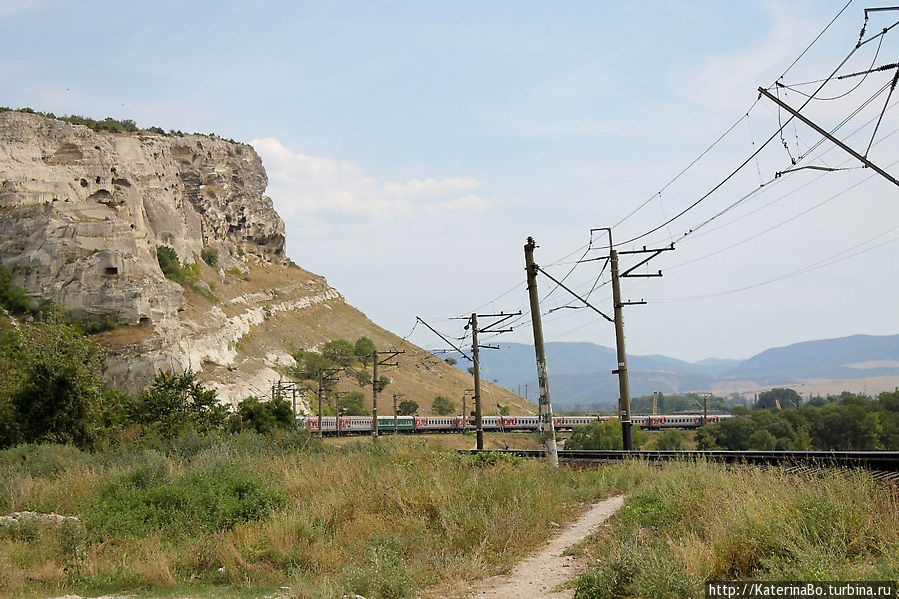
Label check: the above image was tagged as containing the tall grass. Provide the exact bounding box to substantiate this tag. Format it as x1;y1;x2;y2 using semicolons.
0;435;623;598
574;460;899;599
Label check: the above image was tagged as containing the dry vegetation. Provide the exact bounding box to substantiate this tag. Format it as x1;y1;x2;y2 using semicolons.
572;461;899;598
0;435;621;598
2;435;896;599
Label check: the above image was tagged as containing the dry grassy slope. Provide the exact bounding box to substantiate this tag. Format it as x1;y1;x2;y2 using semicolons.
107;257;535;416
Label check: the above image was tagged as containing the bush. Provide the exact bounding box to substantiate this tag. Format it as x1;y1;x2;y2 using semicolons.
397;400;418;416
200;245;218;267
126;371;226;439
567;420;648;450
654;429;685;450
432;395;455;415
230;396;296;434
87;461;285;537
2;310;106;449
156;245;182;281
0;264;30;315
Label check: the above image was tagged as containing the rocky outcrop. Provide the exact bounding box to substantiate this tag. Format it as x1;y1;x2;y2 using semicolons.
0;111;286;326
0;111;305;401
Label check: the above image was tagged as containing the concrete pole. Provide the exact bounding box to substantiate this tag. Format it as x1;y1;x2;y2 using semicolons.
372;350;379;439
610;249;633;450
472;313;483;450
317;373;323;439
524;236;558;467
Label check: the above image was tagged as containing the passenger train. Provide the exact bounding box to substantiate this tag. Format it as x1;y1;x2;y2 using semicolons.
297;413;731;434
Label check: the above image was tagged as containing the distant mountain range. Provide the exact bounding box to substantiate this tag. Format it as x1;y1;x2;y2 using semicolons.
440;334;899;411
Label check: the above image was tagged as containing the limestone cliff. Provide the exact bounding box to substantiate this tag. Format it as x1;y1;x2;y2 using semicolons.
0;110;531;413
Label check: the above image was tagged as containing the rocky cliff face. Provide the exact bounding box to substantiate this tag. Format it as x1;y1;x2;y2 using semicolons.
0;111;307;400
0;111;285;327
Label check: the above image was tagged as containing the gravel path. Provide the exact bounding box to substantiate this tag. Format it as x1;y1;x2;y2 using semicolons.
463;495;625;599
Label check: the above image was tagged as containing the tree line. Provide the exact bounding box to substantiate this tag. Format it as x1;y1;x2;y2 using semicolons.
697;392;899;450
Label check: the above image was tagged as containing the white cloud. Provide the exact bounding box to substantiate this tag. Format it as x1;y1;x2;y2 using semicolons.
383;177;479;198
676;4;820;112
251;137;496;224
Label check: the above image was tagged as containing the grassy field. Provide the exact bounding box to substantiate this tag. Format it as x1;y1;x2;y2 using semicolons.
571;461;899;598
1;435;896;599
0;433;624;599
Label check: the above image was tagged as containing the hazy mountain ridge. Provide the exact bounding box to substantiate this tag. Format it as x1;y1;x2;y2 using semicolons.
441;333;899;410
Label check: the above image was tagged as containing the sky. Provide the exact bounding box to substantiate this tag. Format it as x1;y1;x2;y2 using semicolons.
3;0;898;362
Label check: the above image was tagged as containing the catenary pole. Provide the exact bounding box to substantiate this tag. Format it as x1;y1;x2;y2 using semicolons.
610;248;634;450
471;313;483;450
524;236;559;467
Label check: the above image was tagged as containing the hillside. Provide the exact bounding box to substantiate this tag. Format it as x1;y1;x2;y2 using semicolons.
0;110;529;415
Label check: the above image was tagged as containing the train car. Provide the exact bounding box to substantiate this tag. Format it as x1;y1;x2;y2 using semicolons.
297;412;735;435
413;416;462;432
641;414;730;430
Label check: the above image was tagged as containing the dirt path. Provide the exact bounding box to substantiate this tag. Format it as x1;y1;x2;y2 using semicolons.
462;495;625;599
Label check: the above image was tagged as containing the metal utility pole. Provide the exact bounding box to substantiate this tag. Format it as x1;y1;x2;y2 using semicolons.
468;311;520;450
759;86;899;187
524;236;558;467
653;391;659;416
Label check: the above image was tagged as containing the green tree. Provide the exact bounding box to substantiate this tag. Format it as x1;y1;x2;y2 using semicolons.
444;357;457;366
130;371;226;438
5;310;106;448
354;337;376;366
397;400;419;415
747;429;777;450
654;429;685;450
322;339;355;367
290;349;339;391
231;396;295;434
567;420;648;450
432;395;455;415
756;388;802;410
497;404;511;416
374;375;391;393
339;390;367;415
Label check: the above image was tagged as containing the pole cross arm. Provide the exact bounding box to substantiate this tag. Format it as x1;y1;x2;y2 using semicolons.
619;246;675;278
535;264;614;323
758;86;899;187
376;349;405;367
477;311;522;333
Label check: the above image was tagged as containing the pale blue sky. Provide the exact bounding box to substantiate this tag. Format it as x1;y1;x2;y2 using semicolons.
4;1;898;361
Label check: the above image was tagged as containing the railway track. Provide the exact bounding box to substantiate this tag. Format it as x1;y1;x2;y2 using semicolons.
463;449;899;480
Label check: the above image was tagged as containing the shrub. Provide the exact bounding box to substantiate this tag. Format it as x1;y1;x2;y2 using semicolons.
87;461;285;537
567;419;648;450
200;245;218;267
156;245;182;281
0;264;31;314
397;400;418;416
432;395;454;415
126;371;226;439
